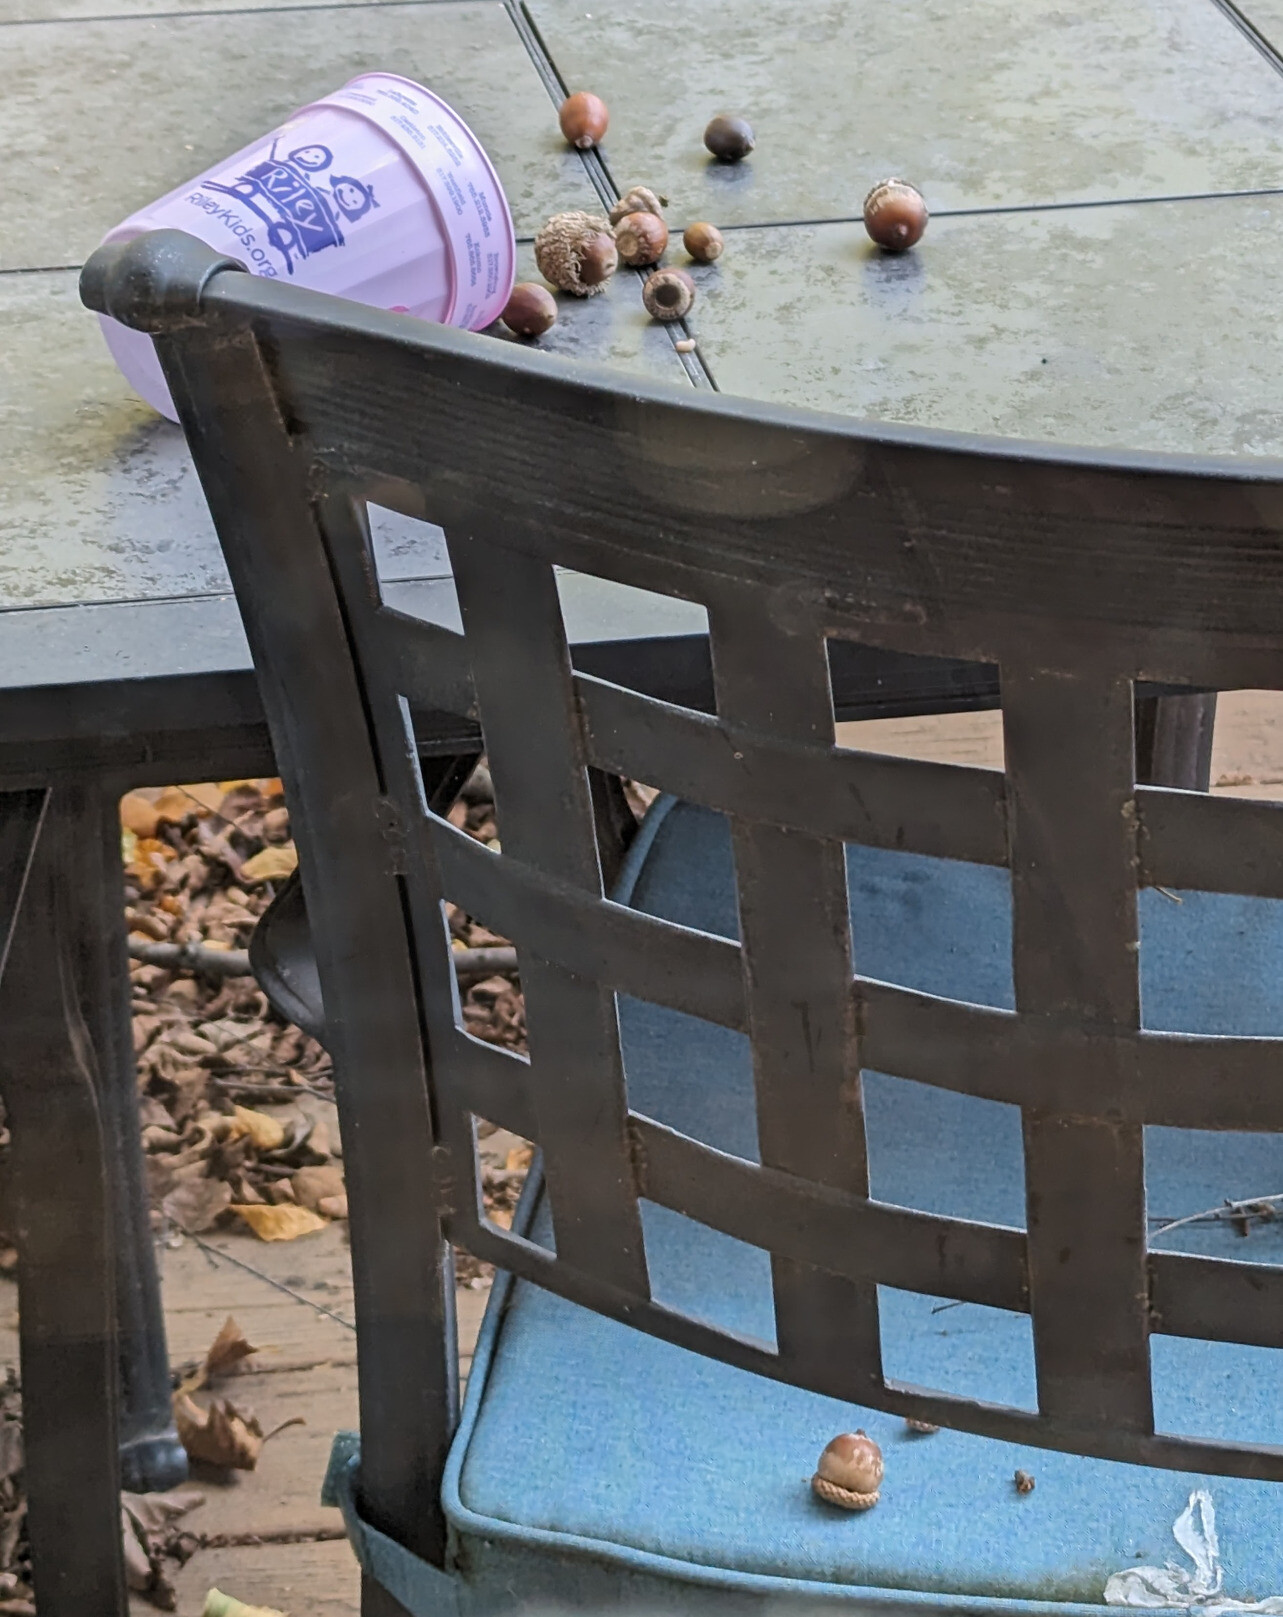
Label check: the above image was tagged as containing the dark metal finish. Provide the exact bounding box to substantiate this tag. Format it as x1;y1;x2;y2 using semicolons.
68;783;187;1493
0;788;129;1611
83;228;1283;1583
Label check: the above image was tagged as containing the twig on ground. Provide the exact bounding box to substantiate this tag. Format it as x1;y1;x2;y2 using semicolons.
208;1077;332;1102
130;937;517;985
128;939;252;977
179;1526;348;1550
184;1232;356;1333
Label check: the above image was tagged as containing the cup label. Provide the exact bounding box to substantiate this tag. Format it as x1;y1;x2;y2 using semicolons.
191;137;378;278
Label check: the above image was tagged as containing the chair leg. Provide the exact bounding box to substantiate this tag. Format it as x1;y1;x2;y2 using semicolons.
0;788;128;1614
1135;691;1218;790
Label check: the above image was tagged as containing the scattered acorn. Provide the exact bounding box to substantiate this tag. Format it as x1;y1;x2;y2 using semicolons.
704;114;755;162
812;1430;883;1511
500;282;557;337
534;211;618;296
614;210;668;266
559;91;609;149
863;178;928;252
1014;1469;1036;1495
683;221;724;263
642;266;695;322
609;185;667;225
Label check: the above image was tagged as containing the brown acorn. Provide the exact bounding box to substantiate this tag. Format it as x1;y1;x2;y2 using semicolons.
683;222;724;264
863;179;928;252
812;1430;883;1511
559;91;609;149
704;114;755;162
500;283;557;337
534;212;618;296
642;267;695;322
614;211;669;266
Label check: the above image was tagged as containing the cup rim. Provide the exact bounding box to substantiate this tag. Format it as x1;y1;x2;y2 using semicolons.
305;71;517;329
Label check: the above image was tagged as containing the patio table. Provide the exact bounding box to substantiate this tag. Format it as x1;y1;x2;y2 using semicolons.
3;0;1282;1488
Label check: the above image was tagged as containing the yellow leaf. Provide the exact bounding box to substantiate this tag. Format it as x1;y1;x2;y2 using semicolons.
230;1106;287;1152
230;1203;327;1241
239;844;299;884
203;1591;287;1617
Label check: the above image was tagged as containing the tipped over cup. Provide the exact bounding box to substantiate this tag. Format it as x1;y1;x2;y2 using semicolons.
96;72;517;421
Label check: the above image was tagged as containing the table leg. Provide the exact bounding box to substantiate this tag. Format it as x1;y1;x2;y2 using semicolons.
67;782;187;1491
1134;692;1218;790
0;788;129;1612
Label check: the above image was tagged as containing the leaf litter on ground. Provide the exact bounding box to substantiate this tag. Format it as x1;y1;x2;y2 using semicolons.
0;764;644;1599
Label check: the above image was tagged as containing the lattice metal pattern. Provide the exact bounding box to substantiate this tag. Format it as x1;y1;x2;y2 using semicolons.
336;521;1283;1481
97;238;1283;1494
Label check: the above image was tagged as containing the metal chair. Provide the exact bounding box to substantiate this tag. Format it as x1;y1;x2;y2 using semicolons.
84;229;1283;1617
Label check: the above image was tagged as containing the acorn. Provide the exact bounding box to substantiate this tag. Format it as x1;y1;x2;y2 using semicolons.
811;1430;883;1511
1014;1469;1036;1495
500;282;557;337
704;115;755;162
609;186;667;225
534;212;618;296
614;211;668;266
863;178;928;252
642;266;695;322
559;91;609;149
683;222;724;263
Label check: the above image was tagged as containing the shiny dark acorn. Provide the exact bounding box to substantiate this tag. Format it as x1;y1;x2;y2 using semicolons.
704;115;755;162
863;178;928;251
500;283;558;337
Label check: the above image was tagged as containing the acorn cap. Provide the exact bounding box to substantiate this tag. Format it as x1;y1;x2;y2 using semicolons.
534;211;618;297
609;186;668;224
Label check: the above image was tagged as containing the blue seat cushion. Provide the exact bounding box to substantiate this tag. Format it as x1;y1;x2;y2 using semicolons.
444;798;1283;1611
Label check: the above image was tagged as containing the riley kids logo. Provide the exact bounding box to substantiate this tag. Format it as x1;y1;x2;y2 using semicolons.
203;140;378;275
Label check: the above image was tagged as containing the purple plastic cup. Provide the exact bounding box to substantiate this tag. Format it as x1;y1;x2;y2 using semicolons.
97;72;516;420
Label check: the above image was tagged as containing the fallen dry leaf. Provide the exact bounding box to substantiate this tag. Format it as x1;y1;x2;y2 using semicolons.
288;1164;344;1212
203;1589;286;1617
179;1317;260;1395
238;844;298;884
120;793;161;839
316;1193;348;1220
153;786;199;825
173;1393;263;1470
230;1106;287;1153
162;1177;232;1234
204;1316;259;1381
230;1203;326;1242
122;1487;205;1606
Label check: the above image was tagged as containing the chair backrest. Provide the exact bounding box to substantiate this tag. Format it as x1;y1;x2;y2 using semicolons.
84;232;1283;1559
